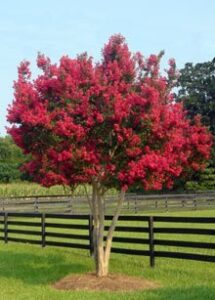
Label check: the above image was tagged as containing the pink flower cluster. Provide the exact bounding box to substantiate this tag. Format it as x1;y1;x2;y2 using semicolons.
7;35;212;191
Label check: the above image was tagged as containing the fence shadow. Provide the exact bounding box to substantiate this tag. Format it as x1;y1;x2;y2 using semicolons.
0;248;89;285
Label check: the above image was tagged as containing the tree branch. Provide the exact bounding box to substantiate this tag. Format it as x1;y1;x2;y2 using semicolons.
104;190;125;262
83;184;93;213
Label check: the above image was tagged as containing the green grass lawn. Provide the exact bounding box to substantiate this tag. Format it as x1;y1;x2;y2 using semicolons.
0;210;215;299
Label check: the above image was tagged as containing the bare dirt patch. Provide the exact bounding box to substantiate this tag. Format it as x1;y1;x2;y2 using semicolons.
53;273;160;292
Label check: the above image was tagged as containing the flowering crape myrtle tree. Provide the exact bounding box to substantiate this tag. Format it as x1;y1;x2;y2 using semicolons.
7;35;212;277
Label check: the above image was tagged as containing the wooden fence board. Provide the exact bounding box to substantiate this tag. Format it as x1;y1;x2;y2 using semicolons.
0;192;215;213
0;212;215;267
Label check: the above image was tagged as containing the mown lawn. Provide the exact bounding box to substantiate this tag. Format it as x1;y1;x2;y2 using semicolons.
0;209;215;299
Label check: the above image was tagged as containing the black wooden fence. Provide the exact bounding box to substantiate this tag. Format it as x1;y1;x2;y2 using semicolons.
0;192;215;213
0;212;215;266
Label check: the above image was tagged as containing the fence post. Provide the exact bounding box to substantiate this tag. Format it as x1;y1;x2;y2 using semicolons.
165;197;168;211
148;216;155;267
69;196;73;213
88;215;94;256
104;200;106;215
194;199;197;210
127;197;130;211
4;212;8;244
34;197;39;212
41;213;46;247
135;196;137;214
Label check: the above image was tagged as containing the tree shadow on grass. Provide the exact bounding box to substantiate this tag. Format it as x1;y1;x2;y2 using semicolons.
0;246;90;285
142;286;215;300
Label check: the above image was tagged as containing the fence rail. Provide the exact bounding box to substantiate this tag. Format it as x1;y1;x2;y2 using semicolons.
0;212;215;266
0;192;215;213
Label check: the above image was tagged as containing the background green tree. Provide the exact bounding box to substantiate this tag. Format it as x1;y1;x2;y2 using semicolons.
177;58;215;134
177;58;215;190
0;136;27;182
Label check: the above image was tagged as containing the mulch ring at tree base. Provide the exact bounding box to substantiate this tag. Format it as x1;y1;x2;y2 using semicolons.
53;273;160;292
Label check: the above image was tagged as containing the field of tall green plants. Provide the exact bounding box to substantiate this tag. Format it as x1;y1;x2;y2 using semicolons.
0;182;117;197
0;182;71;197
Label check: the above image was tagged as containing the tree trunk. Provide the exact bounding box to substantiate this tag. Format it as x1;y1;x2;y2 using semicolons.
90;182;125;277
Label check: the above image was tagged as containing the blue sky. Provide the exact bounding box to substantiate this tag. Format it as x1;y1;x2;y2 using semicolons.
1;0;215;136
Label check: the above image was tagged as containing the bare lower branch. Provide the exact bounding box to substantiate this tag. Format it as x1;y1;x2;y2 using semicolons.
91;181;99;219
104;190;125;262
97;191;105;248
83;184;93;213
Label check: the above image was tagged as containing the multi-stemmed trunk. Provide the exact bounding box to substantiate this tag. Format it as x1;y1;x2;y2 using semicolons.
87;181;125;277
